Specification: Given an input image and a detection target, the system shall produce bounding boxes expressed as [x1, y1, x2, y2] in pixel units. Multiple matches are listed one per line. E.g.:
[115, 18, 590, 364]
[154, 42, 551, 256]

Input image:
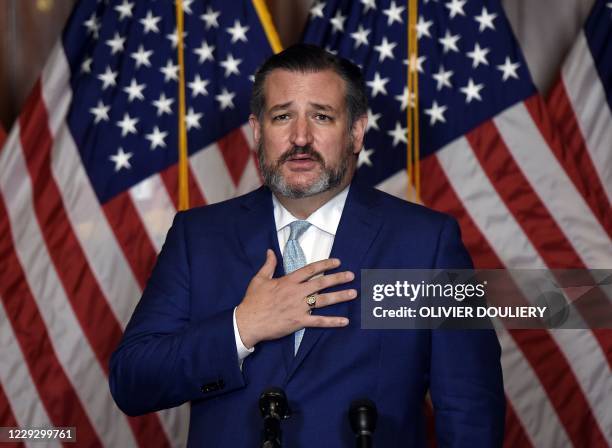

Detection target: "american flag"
[1, 1, 611, 448]
[0, 0, 273, 446]
[302, 0, 612, 446]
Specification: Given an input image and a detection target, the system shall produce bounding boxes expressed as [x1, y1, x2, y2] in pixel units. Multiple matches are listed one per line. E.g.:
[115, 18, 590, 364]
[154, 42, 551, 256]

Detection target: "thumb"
[257, 249, 277, 279]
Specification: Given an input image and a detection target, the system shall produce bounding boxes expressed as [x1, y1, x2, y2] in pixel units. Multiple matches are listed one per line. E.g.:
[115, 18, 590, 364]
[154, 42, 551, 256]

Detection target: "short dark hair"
[250, 44, 368, 128]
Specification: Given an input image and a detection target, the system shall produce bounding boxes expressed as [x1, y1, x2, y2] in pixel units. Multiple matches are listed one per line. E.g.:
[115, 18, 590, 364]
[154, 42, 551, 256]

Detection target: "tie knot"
[288, 220, 311, 241]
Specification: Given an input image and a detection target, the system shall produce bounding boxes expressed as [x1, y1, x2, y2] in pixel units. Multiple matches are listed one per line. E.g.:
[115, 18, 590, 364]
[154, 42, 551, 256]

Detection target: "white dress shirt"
[232, 186, 350, 364]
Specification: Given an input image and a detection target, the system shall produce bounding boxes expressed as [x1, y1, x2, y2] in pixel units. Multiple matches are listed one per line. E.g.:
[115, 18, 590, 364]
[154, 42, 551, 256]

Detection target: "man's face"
[250, 69, 365, 198]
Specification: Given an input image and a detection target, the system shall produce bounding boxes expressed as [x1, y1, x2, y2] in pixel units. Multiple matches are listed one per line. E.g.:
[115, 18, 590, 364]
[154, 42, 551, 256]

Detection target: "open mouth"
[284, 154, 319, 170]
[287, 154, 315, 162]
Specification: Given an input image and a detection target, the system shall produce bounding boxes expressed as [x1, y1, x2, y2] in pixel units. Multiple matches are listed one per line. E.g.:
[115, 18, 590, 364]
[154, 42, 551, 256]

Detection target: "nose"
[290, 115, 313, 147]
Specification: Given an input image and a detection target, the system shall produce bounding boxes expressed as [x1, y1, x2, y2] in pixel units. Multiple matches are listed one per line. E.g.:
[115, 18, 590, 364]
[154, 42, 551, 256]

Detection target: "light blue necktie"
[283, 220, 311, 354]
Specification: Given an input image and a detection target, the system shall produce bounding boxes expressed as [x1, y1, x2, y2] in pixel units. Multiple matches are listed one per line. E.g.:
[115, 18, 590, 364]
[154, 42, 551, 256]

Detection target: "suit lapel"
[235, 187, 293, 374]
[286, 181, 383, 381]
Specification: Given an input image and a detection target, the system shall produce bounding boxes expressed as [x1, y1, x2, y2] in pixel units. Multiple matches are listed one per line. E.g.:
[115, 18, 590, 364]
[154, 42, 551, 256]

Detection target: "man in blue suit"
[110, 44, 505, 447]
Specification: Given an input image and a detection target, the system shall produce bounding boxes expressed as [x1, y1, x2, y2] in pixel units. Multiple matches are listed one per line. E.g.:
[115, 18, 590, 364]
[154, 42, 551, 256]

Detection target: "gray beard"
[257, 141, 352, 199]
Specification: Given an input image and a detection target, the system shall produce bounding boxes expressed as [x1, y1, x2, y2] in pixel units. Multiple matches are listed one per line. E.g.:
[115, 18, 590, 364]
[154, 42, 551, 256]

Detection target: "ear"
[249, 114, 261, 146]
[350, 114, 368, 155]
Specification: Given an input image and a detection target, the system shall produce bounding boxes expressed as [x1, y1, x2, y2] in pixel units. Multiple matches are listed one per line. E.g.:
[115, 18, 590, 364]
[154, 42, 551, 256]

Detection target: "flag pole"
[407, 0, 420, 202]
[176, 0, 190, 210]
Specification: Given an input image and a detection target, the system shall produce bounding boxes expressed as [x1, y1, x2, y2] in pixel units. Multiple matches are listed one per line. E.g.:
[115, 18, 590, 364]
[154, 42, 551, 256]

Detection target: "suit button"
[200, 379, 224, 394]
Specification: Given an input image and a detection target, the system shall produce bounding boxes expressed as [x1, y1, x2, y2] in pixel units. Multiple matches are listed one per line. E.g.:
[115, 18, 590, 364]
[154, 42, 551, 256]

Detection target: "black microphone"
[349, 398, 377, 448]
[259, 387, 291, 448]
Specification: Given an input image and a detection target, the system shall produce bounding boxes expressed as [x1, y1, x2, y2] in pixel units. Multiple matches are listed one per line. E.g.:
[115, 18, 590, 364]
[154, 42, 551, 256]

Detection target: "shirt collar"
[272, 185, 350, 236]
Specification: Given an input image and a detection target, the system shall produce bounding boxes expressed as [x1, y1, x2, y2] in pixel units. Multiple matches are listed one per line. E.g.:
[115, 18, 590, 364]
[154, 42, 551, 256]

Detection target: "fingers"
[289, 258, 341, 282]
[303, 315, 349, 328]
[257, 249, 277, 279]
[309, 289, 357, 309]
[301, 270, 355, 296]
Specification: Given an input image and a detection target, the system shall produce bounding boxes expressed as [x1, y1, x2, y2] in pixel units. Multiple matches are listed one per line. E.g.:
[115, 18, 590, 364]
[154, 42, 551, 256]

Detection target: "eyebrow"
[267, 101, 337, 113]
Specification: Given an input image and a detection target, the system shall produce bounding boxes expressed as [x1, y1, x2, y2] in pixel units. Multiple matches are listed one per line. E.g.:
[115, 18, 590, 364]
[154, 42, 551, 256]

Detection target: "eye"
[315, 113, 332, 122]
[272, 113, 290, 121]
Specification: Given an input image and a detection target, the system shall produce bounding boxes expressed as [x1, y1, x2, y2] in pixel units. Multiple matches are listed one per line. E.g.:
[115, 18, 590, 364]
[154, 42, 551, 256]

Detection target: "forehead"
[262, 69, 347, 110]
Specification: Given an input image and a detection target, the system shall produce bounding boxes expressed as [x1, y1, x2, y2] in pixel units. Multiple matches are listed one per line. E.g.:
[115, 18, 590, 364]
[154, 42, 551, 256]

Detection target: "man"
[110, 44, 505, 447]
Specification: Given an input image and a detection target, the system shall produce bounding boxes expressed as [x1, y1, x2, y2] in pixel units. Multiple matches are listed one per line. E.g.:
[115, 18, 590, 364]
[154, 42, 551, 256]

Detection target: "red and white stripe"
[546, 31, 612, 236]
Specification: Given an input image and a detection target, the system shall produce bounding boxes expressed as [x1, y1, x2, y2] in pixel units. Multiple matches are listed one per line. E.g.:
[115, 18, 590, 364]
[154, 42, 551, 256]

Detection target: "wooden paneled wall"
[0, 0, 76, 129]
[0, 0, 312, 131]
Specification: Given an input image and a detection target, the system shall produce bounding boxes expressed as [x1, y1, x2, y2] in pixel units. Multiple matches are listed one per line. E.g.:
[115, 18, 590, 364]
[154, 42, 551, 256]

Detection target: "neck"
[274, 176, 352, 219]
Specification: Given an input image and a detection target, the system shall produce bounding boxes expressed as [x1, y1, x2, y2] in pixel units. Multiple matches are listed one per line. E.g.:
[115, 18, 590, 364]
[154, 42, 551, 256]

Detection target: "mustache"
[278, 145, 325, 165]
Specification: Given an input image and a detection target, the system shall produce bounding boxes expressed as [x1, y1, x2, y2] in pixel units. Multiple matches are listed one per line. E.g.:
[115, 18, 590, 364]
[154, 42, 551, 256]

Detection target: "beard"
[257, 139, 353, 199]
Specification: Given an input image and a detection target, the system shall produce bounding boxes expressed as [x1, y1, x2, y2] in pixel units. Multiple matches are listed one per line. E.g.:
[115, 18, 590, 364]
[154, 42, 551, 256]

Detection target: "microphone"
[259, 387, 291, 448]
[349, 398, 377, 448]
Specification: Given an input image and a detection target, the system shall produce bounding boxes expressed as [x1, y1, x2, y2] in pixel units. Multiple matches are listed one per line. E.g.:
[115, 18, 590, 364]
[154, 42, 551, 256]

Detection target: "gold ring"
[306, 294, 317, 308]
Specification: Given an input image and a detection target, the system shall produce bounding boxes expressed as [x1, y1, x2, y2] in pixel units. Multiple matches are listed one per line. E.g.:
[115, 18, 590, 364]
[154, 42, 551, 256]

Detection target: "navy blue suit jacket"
[110, 180, 505, 447]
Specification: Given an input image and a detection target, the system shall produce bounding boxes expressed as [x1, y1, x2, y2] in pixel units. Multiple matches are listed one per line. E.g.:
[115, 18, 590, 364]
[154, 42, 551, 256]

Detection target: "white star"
[374, 37, 397, 62]
[474, 7, 497, 32]
[114, 0, 134, 20]
[106, 32, 125, 55]
[466, 43, 490, 68]
[194, 40, 215, 63]
[432, 65, 453, 90]
[445, 0, 467, 18]
[220, 54, 242, 77]
[407, 54, 426, 73]
[383, 1, 405, 25]
[497, 57, 520, 81]
[415, 16, 433, 39]
[83, 13, 101, 38]
[160, 59, 179, 82]
[215, 88, 236, 110]
[226, 20, 249, 43]
[131, 45, 153, 69]
[89, 100, 110, 123]
[116, 113, 138, 137]
[140, 11, 161, 34]
[424, 101, 447, 125]
[394, 87, 415, 111]
[185, 107, 203, 130]
[387, 121, 408, 146]
[145, 126, 168, 150]
[200, 6, 220, 29]
[350, 25, 371, 48]
[608, 1, 612, 14]
[179, 0, 194, 15]
[97, 66, 117, 90]
[358, 147, 375, 167]
[167, 28, 188, 49]
[438, 30, 460, 53]
[109, 147, 133, 172]
[188, 74, 210, 97]
[152, 93, 174, 116]
[81, 57, 93, 74]
[361, 0, 377, 13]
[330, 10, 346, 32]
[310, 1, 325, 18]
[123, 78, 146, 102]
[367, 109, 381, 131]
[366, 72, 389, 97]
[460, 78, 484, 103]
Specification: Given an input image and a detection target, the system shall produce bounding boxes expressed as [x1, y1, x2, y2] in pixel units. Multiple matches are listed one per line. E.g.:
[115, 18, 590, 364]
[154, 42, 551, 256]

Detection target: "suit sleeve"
[429, 217, 506, 447]
[109, 212, 246, 416]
